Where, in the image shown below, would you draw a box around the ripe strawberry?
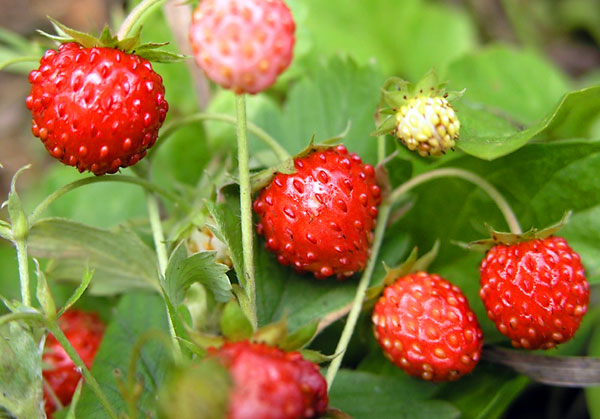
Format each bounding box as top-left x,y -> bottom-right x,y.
372,272 -> 483,381
189,0 -> 295,94
43,309 -> 105,417
253,145 -> 382,279
479,236 -> 589,350
208,341 -> 328,419
26,42 -> 168,175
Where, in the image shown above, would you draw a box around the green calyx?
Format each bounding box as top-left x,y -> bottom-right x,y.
467,211 -> 572,252
365,241 -> 440,301
38,17 -> 186,63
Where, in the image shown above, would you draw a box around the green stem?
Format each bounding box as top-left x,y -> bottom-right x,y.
116,0 -> 165,40
158,113 -> 290,162
15,240 -> 31,306
389,167 -> 522,234
326,201 -> 392,388
235,95 -> 258,330
139,183 -> 183,359
47,321 -> 119,419
377,135 -> 386,164
29,175 -> 191,225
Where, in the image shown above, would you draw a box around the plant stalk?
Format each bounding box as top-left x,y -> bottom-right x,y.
325,201 -> 392,388
235,94 -> 258,329
388,167 -> 522,234
46,320 -> 119,419
116,0 -> 166,40
15,239 -> 31,306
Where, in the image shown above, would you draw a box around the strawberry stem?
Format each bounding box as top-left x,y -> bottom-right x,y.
325,201 -> 392,389
157,112 -> 291,162
28,175 -> 192,225
15,240 -> 31,306
116,0 -> 166,40
377,135 -> 386,163
46,319 -> 119,419
388,167 -> 522,234
235,94 -> 258,330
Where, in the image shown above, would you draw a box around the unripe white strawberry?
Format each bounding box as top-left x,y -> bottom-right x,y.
373,70 -> 463,158
394,96 -> 460,157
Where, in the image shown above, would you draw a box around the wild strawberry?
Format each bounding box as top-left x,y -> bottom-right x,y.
208,341 -> 328,419
43,309 -> 105,417
189,0 -> 295,94
26,42 -> 168,175
394,96 -> 460,157
372,272 -> 483,381
479,236 -> 589,350
373,70 -> 462,157
253,145 -> 381,279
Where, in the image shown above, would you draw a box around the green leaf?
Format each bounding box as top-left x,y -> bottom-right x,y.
164,241 -> 231,305
206,196 -> 245,287
436,363 -> 529,419
445,45 -> 570,126
301,0 -> 477,80
27,218 -> 159,295
75,292 -> 172,416
134,49 -> 187,63
455,86 -> 600,160
0,322 -> 44,418
220,300 -> 253,342
329,370 -> 460,419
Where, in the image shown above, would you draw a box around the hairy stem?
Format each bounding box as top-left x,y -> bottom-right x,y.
15,239 -> 31,306
46,320 -> 119,419
158,112 -> 290,162
377,135 -> 386,163
29,175 -> 191,225
389,167 -> 522,234
236,95 -> 258,329
325,201 -> 392,388
116,0 -> 166,40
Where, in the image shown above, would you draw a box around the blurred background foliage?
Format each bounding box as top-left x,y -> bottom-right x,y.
0,0 -> 599,418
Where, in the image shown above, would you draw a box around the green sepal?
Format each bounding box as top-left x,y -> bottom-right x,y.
365,241 -> 440,301
34,259 -> 56,320
278,320 -> 319,352
57,267 -> 93,317
466,212 -> 571,252
133,49 -> 188,63
7,165 -> 30,242
298,348 -> 337,364
371,115 -> 396,137
252,316 -> 288,346
47,17 -> 101,49
220,300 -> 254,342
250,138 -> 333,193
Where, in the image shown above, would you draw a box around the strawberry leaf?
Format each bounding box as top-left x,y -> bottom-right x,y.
164,241 -> 232,305
0,322 -> 44,418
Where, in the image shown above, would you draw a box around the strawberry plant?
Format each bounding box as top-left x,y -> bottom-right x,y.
1,0 -> 600,418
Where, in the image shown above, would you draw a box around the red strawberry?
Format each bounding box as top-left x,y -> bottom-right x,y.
26,42 -> 168,175
253,145 -> 382,279
43,309 -> 105,417
372,272 -> 483,381
479,236 -> 589,350
208,341 -> 328,419
189,0 -> 295,94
